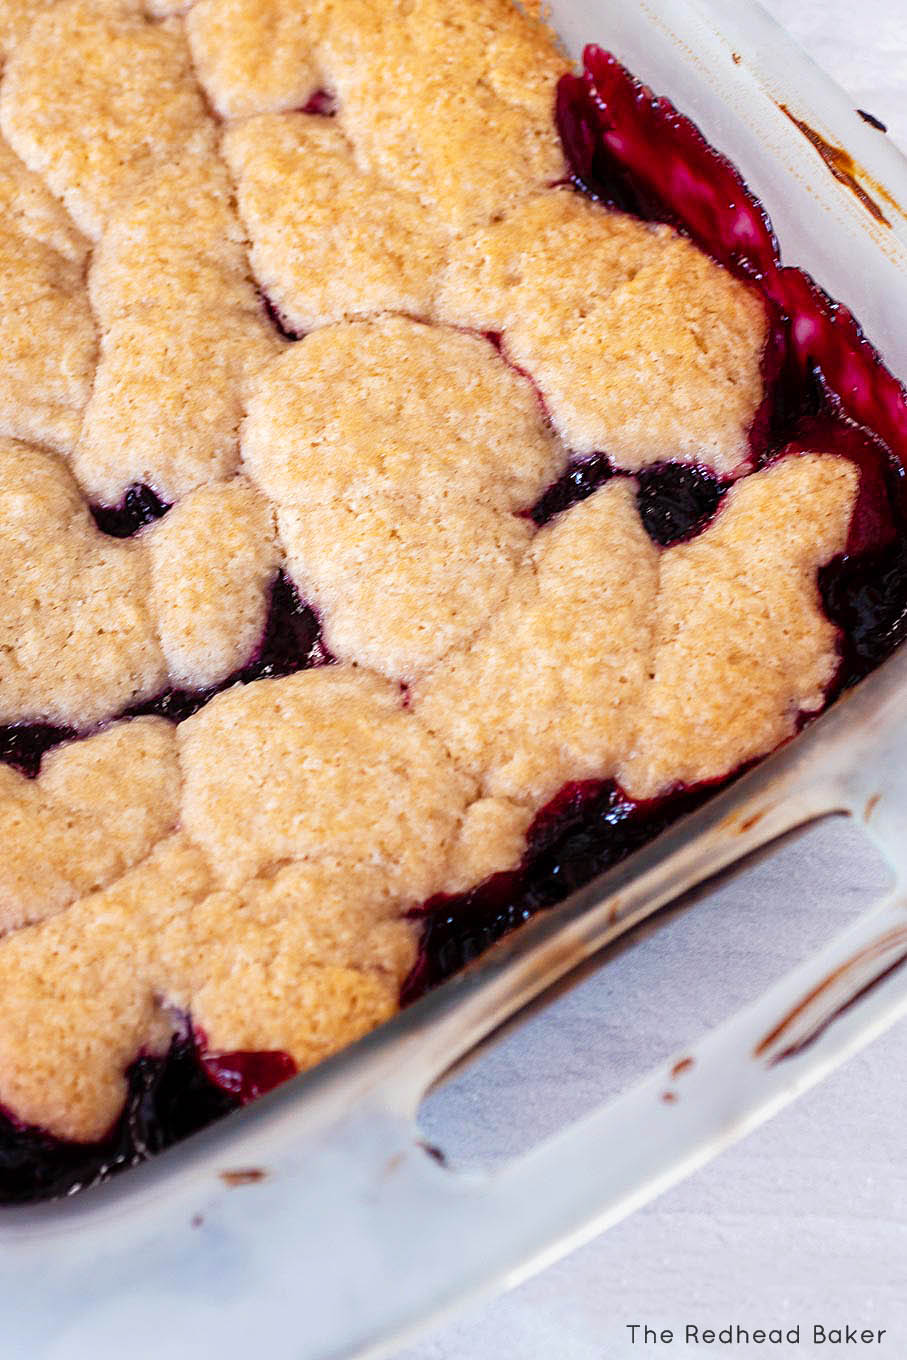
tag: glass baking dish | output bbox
[2,3,906,1357]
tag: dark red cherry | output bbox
[91,484,170,538]
[0,722,75,778]
[301,88,338,117]
[201,1050,298,1103]
[260,292,304,341]
[0,1035,241,1205]
[636,463,725,545]
[529,454,614,525]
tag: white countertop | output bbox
[399,6,907,1357]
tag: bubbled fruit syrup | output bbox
[90,483,171,538]
[557,49,907,519]
[404,782,712,995]
[556,50,907,687]
[0,1032,296,1205]
[407,51,907,999]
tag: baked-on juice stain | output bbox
[857,108,888,133]
[4,46,907,1204]
[220,1168,268,1187]
[755,927,907,1065]
[777,104,891,227]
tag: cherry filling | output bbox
[5,47,907,1205]
[90,484,171,538]
[0,1034,296,1205]
[529,453,614,526]
[242,571,332,678]
[821,541,907,687]
[0,722,76,779]
[636,463,725,545]
[0,1036,239,1205]
[201,1049,298,1102]
[130,570,331,725]
[261,291,304,342]
[301,88,338,118]
[403,781,713,997]
[529,458,725,545]
[556,49,781,282]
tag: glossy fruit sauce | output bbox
[411,48,907,993]
[1,48,906,1202]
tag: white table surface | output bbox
[399,6,907,1358]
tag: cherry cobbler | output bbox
[0,0,904,1202]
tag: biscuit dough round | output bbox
[187,0,322,118]
[0,718,181,932]
[225,113,445,332]
[437,191,768,473]
[620,453,859,797]
[178,666,476,896]
[148,479,279,690]
[244,317,564,677]
[414,479,660,807]
[159,860,418,1067]
[315,0,567,233]
[1,0,215,239]
[0,440,166,727]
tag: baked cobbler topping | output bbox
[436,191,768,473]
[0,0,902,1197]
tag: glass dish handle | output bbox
[6,649,904,1360]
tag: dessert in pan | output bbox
[0,0,903,1204]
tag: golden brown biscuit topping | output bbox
[0,0,860,1149]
